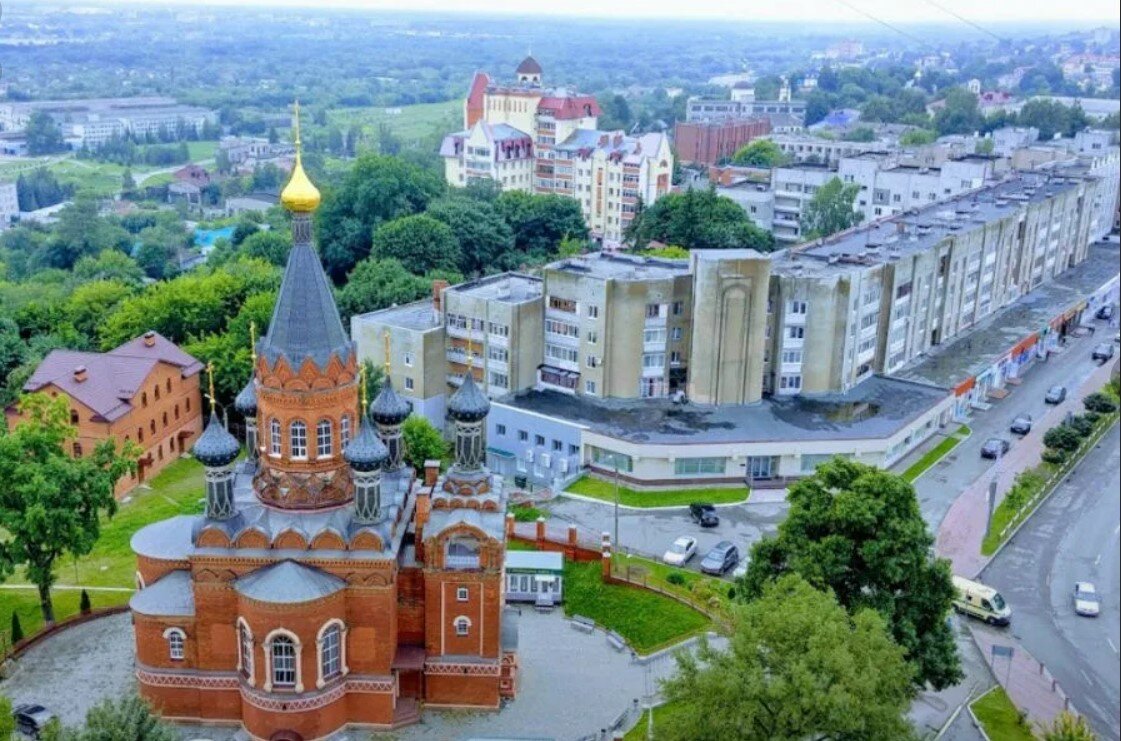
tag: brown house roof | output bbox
[21,331,203,423]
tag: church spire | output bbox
[280,101,321,214]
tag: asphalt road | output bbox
[912,325,1112,531]
[982,423,1121,740]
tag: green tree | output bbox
[49,695,177,741]
[65,280,135,341]
[627,187,774,252]
[1043,425,1081,453]
[730,139,787,167]
[426,196,515,275]
[934,88,984,136]
[800,177,861,239]
[72,249,145,287]
[741,458,961,690]
[494,190,590,263]
[25,111,66,155]
[1083,391,1118,414]
[121,168,136,195]
[239,230,291,267]
[370,215,462,275]
[899,129,938,146]
[79,589,91,614]
[976,138,996,155]
[0,695,16,740]
[1040,711,1098,741]
[336,257,457,322]
[38,196,132,271]
[0,394,138,625]
[316,153,445,281]
[660,574,915,741]
[401,415,448,472]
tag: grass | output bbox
[624,701,687,740]
[511,503,548,523]
[562,560,712,654]
[0,457,205,642]
[970,687,1034,741]
[612,552,733,620]
[901,424,971,482]
[566,476,749,508]
[324,99,461,146]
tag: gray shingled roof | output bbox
[192,411,241,467]
[233,378,257,415]
[258,241,352,369]
[130,570,194,617]
[447,372,490,422]
[370,377,412,424]
[343,416,388,471]
[235,560,346,604]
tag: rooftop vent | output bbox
[143,330,157,347]
[73,365,88,383]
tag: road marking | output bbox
[1109,638,1118,655]
[1094,554,1101,566]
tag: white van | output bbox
[952,576,1012,626]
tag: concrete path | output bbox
[968,625,1075,728]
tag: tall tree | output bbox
[0,394,137,625]
[336,256,458,322]
[660,574,916,741]
[741,458,961,690]
[426,196,515,275]
[800,177,861,240]
[401,415,449,472]
[493,190,589,263]
[627,186,774,252]
[934,88,984,136]
[25,111,66,155]
[370,214,462,275]
[42,695,177,741]
[730,139,786,167]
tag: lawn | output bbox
[612,553,733,621]
[0,457,205,642]
[901,424,971,483]
[566,476,749,508]
[324,100,461,146]
[970,687,1034,741]
[562,560,712,654]
[624,701,687,741]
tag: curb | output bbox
[905,426,973,486]
[966,692,994,741]
[556,490,753,511]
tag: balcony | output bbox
[446,324,484,342]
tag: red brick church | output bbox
[128,110,518,740]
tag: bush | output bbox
[666,572,686,586]
[80,589,92,614]
[10,611,23,643]
[1083,391,1119,414]
[1067,415,1095,438]
[1041,448,1067,466]
[1043,425,1081,453]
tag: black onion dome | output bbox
[447,372,490,422]
[343,416,389,472]
[192,412,241,467]
[369,377,412,425]
[234,377,257,416]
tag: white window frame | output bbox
[237,618,255,685]
[340,414,351,449]
[316,419,333,459]
[163,627,186,661]
[289,421,308,459]
[316,619,348,688]
[457,586,470,602]
[454,615,472,637]
[269,418,281,456]
[264,629,303,692]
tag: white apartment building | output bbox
[440,121,535,192]
[0,97,216,149]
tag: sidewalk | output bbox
[935,357,1116,578]
[969,625,1075,727]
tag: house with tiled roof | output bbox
[6,330,205,494]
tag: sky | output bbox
[73,0,1121,24]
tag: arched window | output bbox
[150,420,156,435]
[446,537,481,569]
[166,378,172,393]
[454,616,471,637]
[174,404,180,420]
[290,421,308,459]
[316,419,333,458]
[164,628,186,661]
[237,619,254,683]
[319,622,343,683]
[270,635,297,688]
[162,411,168,427]
[340,414,352,449]
[269,418,281,455]
[154,384,160,401]
[141,392,148,408]
[70,409,79,425]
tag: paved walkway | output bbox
[969,625,1074,728]
[935,356,1116,578]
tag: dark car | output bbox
[1096,305,1114,321]
[689,502,719,528]
[700,541,739,575]
[1092,343,1115,361]
[1010,415,1032,435]
[13,704,56,738]
[1044,385,1067,404]
[980,438,1011,459]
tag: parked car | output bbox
[1044,385,1067,404]
[1073,582,1101,617]
[689,502,719,528]
[700,541,739,575]
[13,704,56,739]
[952,576,1012,626]
[980,437,1011,459]
[1009,415,1032,435]
[1096,305,1114,320]
[1092,343,1115,361]
[662,536,698,566]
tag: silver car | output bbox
[1073,582,1100,617]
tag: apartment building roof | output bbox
[353,300,442,333]
[773,172,1091,279]
[498,374,948,446]
[448,272,543,304]
[554,129,667,164]
[896,241,1120,389]
[549,251,689,281]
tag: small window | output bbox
[167,629,185,661]
[150,420,156,435]
[457,586,469,602]
[552,439,563,452]
[290,421,307,458]
[403,352,414,367]
[166,378,172,393]
[270,418,281,455]
[496,424,507,436]
[534,434,545,446]
[271,636,297,687]
[320,624,342,681]
[70,409,80,425]
[72,442,83,457]
[340,414,351,448]
[454,616,471,636]
[404,377,414,391]
[518,430,528,442]
[316,419,333,458]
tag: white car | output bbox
[662,536,698,566]
[1073,582,1100,617]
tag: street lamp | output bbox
[984,442,1005,539]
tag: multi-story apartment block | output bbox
[0,97,217,149]
[441,58,671,247]
[769,134,879,165]
[685,87,807,124]
[0,180,18,230]
[540,253,693,399]
[674,117,771,166]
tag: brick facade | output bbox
[674,117,771,166]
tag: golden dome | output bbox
[280,100,320,213]
[281,154,320,213]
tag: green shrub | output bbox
[80,589,92,614]
[1041,449,1067,466]
[1043,425,1081,452]
[666,572,686,586]
[1067,415,1095,438]
[10,611,23,643]
[1083,391,1119,414]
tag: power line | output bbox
[829,0,940,53]
[919,0,1008,43]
